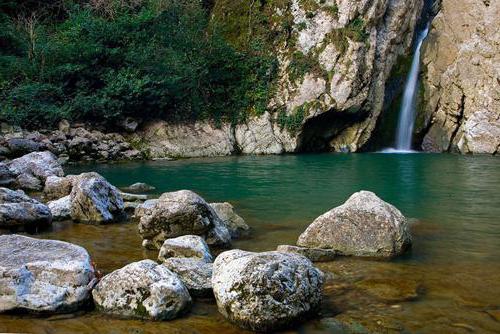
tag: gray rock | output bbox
[163,258,213,297]
[210,202,250,238]
[123,182,156,193]
[0,235,95,313]
[119,192,148,202]
[6,138,42,157]
[8,151,64,191]
[138,190,231,249]
[48,195,71,221]
[276,245,336,262]
[118,117,139,133]
[0,162,15,187]
[70,173,125,224]
[212,250,324,332]
[297,191,411,258]
[0,188,52,227]
[134,199,159,219]
[44,175,75,200]
[92,260,191,320]
[158,235,213,263]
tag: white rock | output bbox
[212,250,324,332]
[163,258,213,297]
[0,235,96,313]
[158,235,213,263]
[92,260,191,320]
[48,195,71,221]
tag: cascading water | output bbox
[383,25,429,153]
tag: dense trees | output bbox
[0,0,277,128]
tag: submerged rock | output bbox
[163,258,213,297]
[210,202,250,238]
[48,195,71,221]
[212,250,324,332]
[0,187,52,227]
[276,245,336,262]
[158,235,213,263]
[70,173,125,224]
[7,151,64,191]
[122,182,156,193]
[92,260,191,320]
[138,190,230,249]
[297,191,411,258]
[0,234,95,313]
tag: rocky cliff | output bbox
[132,0,423,158]
[418,0,499,154]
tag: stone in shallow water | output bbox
[276,245,336,262]
[297,191,411,258]
[0,187,52,227]
[70,173,125,224]
[92,260,191,320]
[158,235,213,263]
[122,182,156,193]
[138,190,230,249]
[0,234,96,313]
[355,278,422,303]
[212,250,324,332]
[210,202,250,238]
[163,258,213,297]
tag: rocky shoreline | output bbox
[0,149,415,332]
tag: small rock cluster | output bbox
[0,122,143,163]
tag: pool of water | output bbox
[1,153,499,333]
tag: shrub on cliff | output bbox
[0,0,277,128]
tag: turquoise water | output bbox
[1,153,499,333]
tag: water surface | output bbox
[1,153,499,333]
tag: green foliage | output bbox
[0,0,277,128]
[325,16,369,54]
[278,104,306,134]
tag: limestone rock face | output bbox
[48,195,71,221]
[0,235,95,313]
[158,235,213,263]
[7,151,64,190]
[131,120,236,159]
[92,260,191,320]
[210,0,423,153]
[0,188,52,227]
[138,190,231,249]
[163,258,213,297]
[210,202,250,238]
[212,250,324,332]
[70,173,125,224]
[419,0,500,154]
[297,191,411,257]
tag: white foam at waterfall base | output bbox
[381,25,430,154]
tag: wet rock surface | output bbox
[298,191,411,258]
[212,249,324,332]
[0,235,95,313]
[92,260,191,320]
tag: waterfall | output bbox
[394,25,429,151]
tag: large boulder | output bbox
[210,202,250,238]
[163,258,213,297]
[212,250,324,332]
[7,151,64,191]
[70,173,125,224]
[158,235,213,263]
[134,199,159,219]
[0,188,52,227]
[44,175,75,200]
[92,260,191,320]
[297,191,411,258]
[138,190,231,249]
[0,235,96,313]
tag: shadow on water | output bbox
[1,153,499,333]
